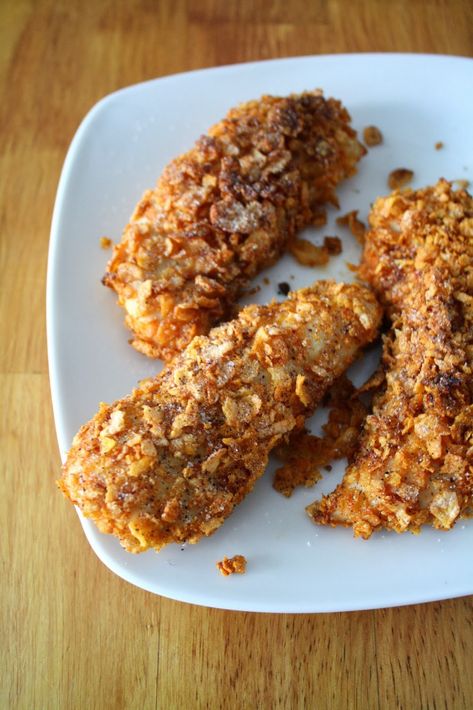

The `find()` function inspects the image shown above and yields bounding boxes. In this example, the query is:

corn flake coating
[103,91,365,361]
[59,282,381,553]
[308,180,473,538]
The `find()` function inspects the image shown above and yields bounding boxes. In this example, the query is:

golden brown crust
[103,91,365,361]
[308,180,473,537]
[59,282,381,552]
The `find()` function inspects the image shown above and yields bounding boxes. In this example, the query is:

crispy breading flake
[388,168,414,190]
[161,498,181,523]
[100,236,113,249]
[336,210,366,244]
[100,410,125,437]
[289,238,329,267]
[216,555,247,576]
[274,376,369,497]
[295,374,311,407]
[273,454,322,498]
[100,436,117,453]
[128,522,149,548]
[129,456,154,477]
[363,125,383,147]
[323,236,342,255]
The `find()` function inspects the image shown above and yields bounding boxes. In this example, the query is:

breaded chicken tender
[103,91,365,361]
[308,180,473,538]
[59,282,381,553]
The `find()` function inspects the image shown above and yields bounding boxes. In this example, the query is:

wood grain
[1,1,472,708]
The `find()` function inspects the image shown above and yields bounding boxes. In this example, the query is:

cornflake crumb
[388,168,414,190]
[289,238,329,267]
[244,285,261,297]
[453,179,470,190]
[263,277,270,285]
[324,236,342,255]
[273,432,322,497]
[273,376,369,497]
[216,555,247,576]
[363,125,383,147]
[336,210,366,244]
[100,236,113,249]
[435,141,444,150]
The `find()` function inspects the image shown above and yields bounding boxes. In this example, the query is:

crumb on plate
[217,555,247,576]
[289,238,329,267]
[273,376,370,497]
[435,141,444,150]
[336,210,366,244]
[388,168,414,190]
[363,125,383,147]
[324,235,342,255]
[243,284,261,297]
[100,236,113,249]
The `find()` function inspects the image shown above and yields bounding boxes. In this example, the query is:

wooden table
[2,1,472,708]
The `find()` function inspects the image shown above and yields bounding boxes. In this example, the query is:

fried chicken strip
[308,180,473,538]
[103,91,365,361]
[59,282,381,552]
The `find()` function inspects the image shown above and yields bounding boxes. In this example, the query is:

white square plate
[48,54,473,612]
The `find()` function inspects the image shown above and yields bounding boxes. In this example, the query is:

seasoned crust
[103,91,365,361]
[308,180,473,537]
[59,282,381,553]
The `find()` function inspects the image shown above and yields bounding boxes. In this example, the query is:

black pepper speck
[278,282,290,296]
